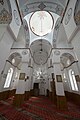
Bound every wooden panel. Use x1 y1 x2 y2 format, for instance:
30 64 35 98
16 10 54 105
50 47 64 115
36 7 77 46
49 91 52 100
24 91 30 100
56 96 67 110
65 91 80 106
0 90 10 100
0 92 3 100
30 89 34 96
34 88 39 97
50 81 57 104
46 89 49 97
13 94 25 107
9 89 16 97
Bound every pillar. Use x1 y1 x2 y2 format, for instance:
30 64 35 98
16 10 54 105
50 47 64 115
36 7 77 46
54 63 67 110
48 67 56 103
25 79 30 100
13 73 25 107
48 67 53 100
51 73 56 104
29 67 33 97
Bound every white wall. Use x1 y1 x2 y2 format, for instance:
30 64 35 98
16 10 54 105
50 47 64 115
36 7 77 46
54 63 65 96
0 0 23 77
71 30 80 73
52 49 76 96
12 25 29 48
8 0 21 40
0 0 22 93
0 25 7 42
63 0 77 41
16 80 25 94
20 63 29 74
56 24 72 48
0 28 14 74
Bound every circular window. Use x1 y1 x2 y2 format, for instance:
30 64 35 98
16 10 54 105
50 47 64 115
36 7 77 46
30 11 53 36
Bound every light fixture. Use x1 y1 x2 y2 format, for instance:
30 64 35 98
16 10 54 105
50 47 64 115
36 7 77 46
40 39 43 53
33 65 48 80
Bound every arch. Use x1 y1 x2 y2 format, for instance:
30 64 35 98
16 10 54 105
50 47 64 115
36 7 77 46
8 52 22 67
30 39 52 65
60 53 75 68
0 0 12 24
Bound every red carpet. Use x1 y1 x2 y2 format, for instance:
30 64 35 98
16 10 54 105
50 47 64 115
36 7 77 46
22 96 80 120
0 96 80 120
0 101 32 120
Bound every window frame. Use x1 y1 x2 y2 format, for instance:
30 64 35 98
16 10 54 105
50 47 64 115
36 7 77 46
4 68 13 88
69 69 78 91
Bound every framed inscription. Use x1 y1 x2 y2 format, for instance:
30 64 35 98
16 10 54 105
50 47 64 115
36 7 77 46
19 73 25 80
56 75 62 82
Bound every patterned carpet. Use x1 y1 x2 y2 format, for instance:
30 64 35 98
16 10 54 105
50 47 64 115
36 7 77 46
0 96 80 120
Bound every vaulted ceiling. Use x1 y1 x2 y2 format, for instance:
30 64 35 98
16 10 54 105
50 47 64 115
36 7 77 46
18 0 68 17
16 0 69 65
15 0 70 65
30 39 52 65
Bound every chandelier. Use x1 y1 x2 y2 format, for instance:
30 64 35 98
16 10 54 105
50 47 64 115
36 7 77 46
33 64 48 79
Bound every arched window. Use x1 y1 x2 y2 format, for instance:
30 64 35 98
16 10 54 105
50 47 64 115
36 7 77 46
69 69 78 91
4 68 13 88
